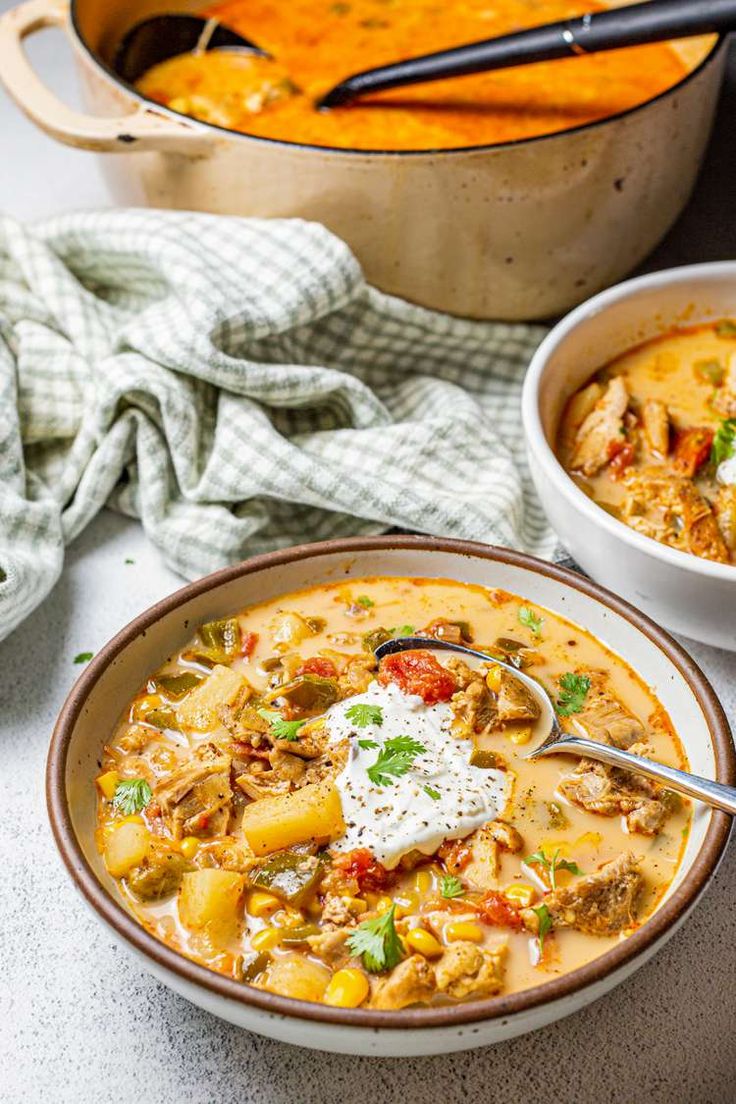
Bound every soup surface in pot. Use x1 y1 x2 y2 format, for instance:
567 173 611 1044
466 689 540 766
557 320 736 566
96 576 690 1010
135 0 687 150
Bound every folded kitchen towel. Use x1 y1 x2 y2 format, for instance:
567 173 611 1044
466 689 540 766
0 209 555 642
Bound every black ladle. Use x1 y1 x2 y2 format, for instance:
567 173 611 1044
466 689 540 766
114 14 267 84
320 0 736 108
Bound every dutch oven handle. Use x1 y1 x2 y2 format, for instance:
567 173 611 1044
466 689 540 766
0 0 211 152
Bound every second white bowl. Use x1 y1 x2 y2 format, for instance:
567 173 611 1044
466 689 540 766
522 262 736 651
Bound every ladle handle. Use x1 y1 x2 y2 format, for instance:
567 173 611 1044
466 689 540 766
321 0 736 107
534 735 736 816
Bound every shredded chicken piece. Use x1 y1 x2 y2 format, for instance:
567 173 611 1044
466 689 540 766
522 852 642 937
320 894 364 929
641 398 670 458
444 657 477 690
371 955 436 1010
461 826 501 890
337 654 377 698
570 377 630 476
486 820 523 853
155 743 232 839
306 928 354 968
621 468 730 563
574 674 645 749
450 679 497 738
559 757 668 835
715 484 736 552
435 941 506 1000
559 381 604 454
496 670 541 723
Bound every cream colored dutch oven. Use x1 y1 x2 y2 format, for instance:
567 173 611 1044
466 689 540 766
0 0 727 320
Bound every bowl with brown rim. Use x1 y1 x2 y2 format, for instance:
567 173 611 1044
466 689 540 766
47 536 734 1055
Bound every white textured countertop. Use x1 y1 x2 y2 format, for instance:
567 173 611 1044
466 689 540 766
1 9 735 1101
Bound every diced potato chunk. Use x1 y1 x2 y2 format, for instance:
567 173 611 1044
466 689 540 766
179 869 245 942
104 821 151 878
262 954 331 1002
176 664 249 732
241 779 345 856
269 611 314 652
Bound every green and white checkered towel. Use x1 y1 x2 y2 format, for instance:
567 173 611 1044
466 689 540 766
0 209 555 642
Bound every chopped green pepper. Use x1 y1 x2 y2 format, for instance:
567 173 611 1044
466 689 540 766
279 924 320 946
150 671 202 701
239 950 270 982
362 627 392 652
273 675 339 714
469 747 498 769
248 850 323 905
144 706 181 732
195 617 242 664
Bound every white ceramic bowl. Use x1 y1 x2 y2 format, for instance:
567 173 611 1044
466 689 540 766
522 262 736 650
47 537 733 1056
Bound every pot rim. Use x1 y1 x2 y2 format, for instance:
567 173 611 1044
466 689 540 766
47 534 734 1032
522 260 736 583
68 1 725 159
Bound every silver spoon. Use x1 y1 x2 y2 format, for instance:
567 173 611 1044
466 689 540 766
374 637 736 816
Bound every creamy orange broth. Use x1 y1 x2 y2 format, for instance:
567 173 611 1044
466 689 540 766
135 0 686 151
96 578 689 1009
557 321 736 565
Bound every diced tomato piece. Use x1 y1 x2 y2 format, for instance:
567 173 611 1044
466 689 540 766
331 848 393 892
438 837 473 873
671 427 714 477
241 631 259 658
378 650 457 704
475 890 525 931
296 656 338 679
607 440 635 480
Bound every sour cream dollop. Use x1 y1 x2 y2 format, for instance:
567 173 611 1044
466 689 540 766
326 681 510 869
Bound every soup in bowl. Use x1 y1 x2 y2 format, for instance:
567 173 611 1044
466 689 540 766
47 538 733 1054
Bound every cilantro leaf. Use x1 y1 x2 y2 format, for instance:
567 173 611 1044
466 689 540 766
366 735 427 787
345 703 384 728
346 904 404 973
355 595 375 608
74 652 94 664
526 848 583 890
533 903 553 950
391 625 415 637
440 874 465 899
556 672 591 717
358 738 379 750
423 784 441 801
711 418 736 467
257 708 304 741
112 778 152 815
518 606 544 638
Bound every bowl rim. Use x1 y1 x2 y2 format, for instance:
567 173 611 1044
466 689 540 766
47 535 735 1032
522 260 736 583
68 0 725 160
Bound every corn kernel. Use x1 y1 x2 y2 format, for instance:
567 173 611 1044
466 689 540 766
342 895 368 915
178 836 200 860
445 921 484 944
248 891 282 918
324 968 370 1008
251 927 282 951
539 839 571 859
485 665 503 693
504 882 536 908
508 725 532 746
96 771 119 800
117 814 145 826
405 928 443 958
375 895 393 915
413 869 433 895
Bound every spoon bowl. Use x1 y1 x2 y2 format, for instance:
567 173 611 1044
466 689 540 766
374 636 736 816
114 14 267 84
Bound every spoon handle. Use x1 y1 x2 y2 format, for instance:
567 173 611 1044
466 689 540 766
532 734 736 816
320 0 736 107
